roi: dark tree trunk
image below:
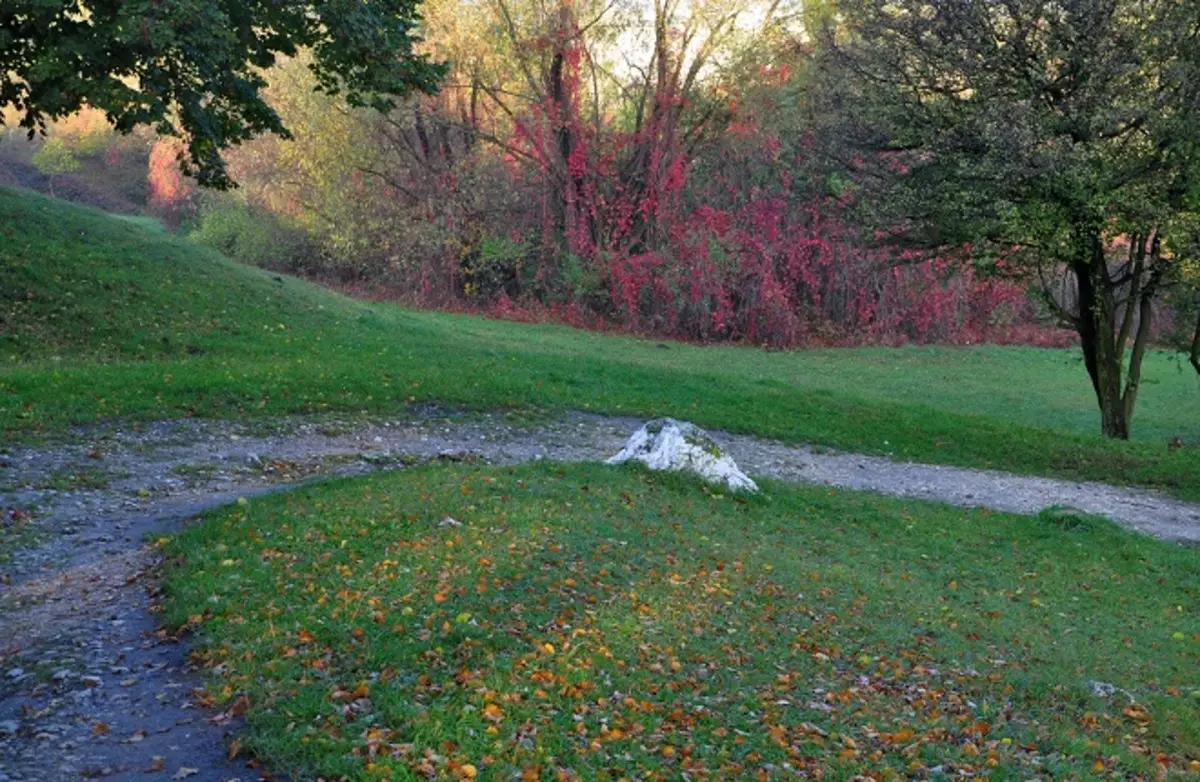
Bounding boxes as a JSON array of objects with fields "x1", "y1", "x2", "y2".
[
  {"x1": 546, "y1": 42, "x2": 599, "y2": 255},
  {"x1": 545, "y1": 49, "x2": 571, "y2": 253},
  {"x1": 1073, "y1": 233, "x2": 1130, "y2": 440},
  {"x1": 1071, "y1": 229, "x2": 1164, "y2": 441},
  {"x1": 1190, "y1": 310, "x2": 1200, "y2": 377}
]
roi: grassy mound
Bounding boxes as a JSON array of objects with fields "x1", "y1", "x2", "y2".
[
  {"x1": 0, "y1": 187, "x2": 369, "y2": 360},
  {"x1": 3, "y1": 186, "x2": 1200, "y2": 498},
  {"x1": 164, "y1": 463, "x2": 1200, "y2": 779}
]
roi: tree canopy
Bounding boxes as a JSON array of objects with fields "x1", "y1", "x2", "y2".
[
  {"x1": 0, "y1": 0, "x2": 446, "y2": 187},
  {"x1": 812, "y1": 0, "x2": 1200, "y2": 438}
]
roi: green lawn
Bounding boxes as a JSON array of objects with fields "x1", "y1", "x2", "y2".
[
  {"x1": 4, "y1": 186, "x2": 1200, "y2": 498},
  {"x1": 163, "y1": 462, "x2": 1200, "y2": 780}
]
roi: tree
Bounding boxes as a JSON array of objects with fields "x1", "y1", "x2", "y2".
[
  {"x1": 812, "y1": 0, "x2": 1200, "y2": 438},
  {"x1": 1161, "y1": 214, "x2": 1200, "y2": 379},
  {"x1": 30, "y1": 137, "x2": 80, "y2": 197},
  {"x1": 0, "y1": 0, "x2": 446, "y2": 188}
]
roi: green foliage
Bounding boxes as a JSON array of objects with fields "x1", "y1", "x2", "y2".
[
  {"x1": 0, "y1": 0, "x2": 446, "y2": 187},
  {"x1": 164, "y1": 462, "x2": 1200, "y2": 779},
  {"x1": 817, "y1": 1, "x2": 1200, "y2": 286},
  {"x1": 813, "y1": 0, "x2": 1200, "y2": 256},
  {"x1": 557, "y1": 252, "x2": 607, "y2": 307},
  {"x1": 191, "y1": 197, "x2": 324, "y2": 275},
  {"x1": 462, "y1": 234, "x2": 530, "y2": 299},
  {"x1": 216, "y1": 54, "x2": 532, "y2": 286},
  {"x1": 2, "y1": 187, "x2": 1200, "y2": 499},
  {"x1": 29, "y1": 137, "x2": 79, "y2": 177}
]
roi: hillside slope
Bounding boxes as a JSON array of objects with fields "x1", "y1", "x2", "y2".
[
  {"x1": 2, "y1": 187, "x2": 1199, "y2": 499},
  {"x1": 0, "y1": 187, "x2": 370, "y2": 361}
]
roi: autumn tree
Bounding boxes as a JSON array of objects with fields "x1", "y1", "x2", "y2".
[
  {"x1": 199, "y1": 0, "x2": 1034, "y2": 346},
  {"x1": 813, "y1": 0, "x2": 1200, "y2": 438},
  {"x1": 0, "y1": 0, "x2": 445, "y2": 187}
]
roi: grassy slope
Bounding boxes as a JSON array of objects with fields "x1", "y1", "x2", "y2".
[
  {"x1": 164, "y1": 463, "x2": 1200, "y2": 779},
  {"x1": 3, "y1": 187, "x2": 1200, "y2": 497}
]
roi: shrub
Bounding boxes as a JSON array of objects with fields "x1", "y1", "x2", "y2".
[{"x1": 190, "y1": 198, "x2": 324, "y2": 275}]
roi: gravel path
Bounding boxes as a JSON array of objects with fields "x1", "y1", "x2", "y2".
[{"x1": 2, "y1": 409, "x2": 1197, "y2": 781}]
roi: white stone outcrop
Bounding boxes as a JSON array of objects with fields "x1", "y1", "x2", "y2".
[{"x1": 606, "y1": 418, "x2": 758, "y2": 492}]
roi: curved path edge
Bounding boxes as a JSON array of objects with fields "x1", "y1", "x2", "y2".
[{"x1": 1, "y1": 409, "x2": 1197, "y2": 781}]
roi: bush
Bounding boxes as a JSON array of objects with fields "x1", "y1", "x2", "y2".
[
  {"x1": 460, "y1": 234, "x2": 532, "y2": 300},
  {"x1": 190, "y1": 199, "x2": 324, "y2": 275}
]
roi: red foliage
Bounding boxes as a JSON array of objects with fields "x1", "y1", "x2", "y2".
[
  {"x1": 322, "y1": 18, "x2": 1063, "y2": 349},
  {"x1": 146, "y1": 139, "x2": 196, "y2": 225}
]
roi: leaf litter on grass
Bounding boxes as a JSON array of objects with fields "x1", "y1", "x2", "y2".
[{"x1": 164, "y1": 462, "x2": 1200, "y2": 780}]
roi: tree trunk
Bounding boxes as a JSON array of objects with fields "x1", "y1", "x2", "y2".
[
  {"x1": 1190, "y1": 310, "x2": 1200, "y2": 378},
  {"x1": 1073, "y1": 233, "x2": 1130, "y2": 440}
]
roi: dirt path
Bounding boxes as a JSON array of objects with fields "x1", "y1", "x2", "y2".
[{"x1": 2, "y1": 409, "x2": 1198, "y2": 781}]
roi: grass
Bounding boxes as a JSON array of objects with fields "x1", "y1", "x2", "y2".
[
  {"x1": 163, "y1": 462, "x2": 1200, "y2": 780},
  {"x1": 4, "y1": 186, "x2": 1200, "y2": 498}
]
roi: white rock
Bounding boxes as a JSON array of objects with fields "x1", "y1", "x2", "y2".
[
  {"x1": 606, "y1": 419, "x2": 758, "y2": 492},
  {"x1": 1089, "y1": 680, "x2": 1136, "y2": 703}
]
